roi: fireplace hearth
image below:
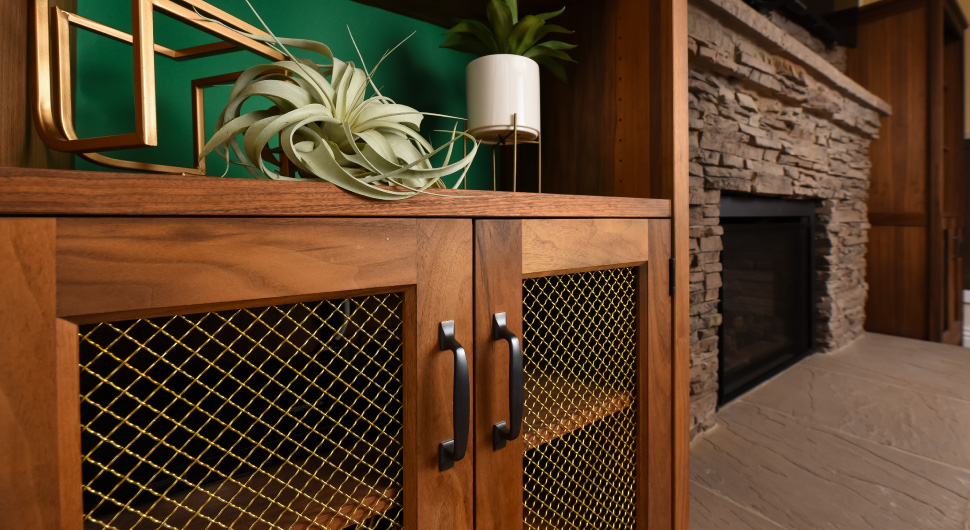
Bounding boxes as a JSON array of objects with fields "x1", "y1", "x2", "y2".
[{"x1": 718, "y1": 196, "x2": 816, "y2": 403}]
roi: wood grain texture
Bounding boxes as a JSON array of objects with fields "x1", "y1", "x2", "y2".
[
  {"x1": 643, "y1": 220, "x2": 673, "y2": 530},
  {"x1": 56, "y1": 218, "x2": 419, "y2": 321},
  {"x1": 847, "y1": 4, "x2": 928, "y2": 216},
  {"x1": 927, "y1": 0, "x2": 945, "y2": 342},
  {"x1": 940, "y1": 31, "x2": 963, "y2": 344},
  {"x1": 865, "y1": 225, "x2": 928, "y2": 339},
  {"x1": 867, "y1": 212, "x2": 928, "y2": 226},
  {"x1": 615, "y1": 0, "x2": 652, "y2": 198},
  {"x1": 650, "y1": 0, "x2": 690, "y2": 525},
  {"x1": 56, "y1": 319, "x2": 83, "y2": 530},
  {"x1": 534, "y1": 1, "x2": 617, "y2": 196},
  {"x1": 473, "y1": 220, "x2": 524, "y2": 530},
  {"x1": 521, "y1": 219, "x2": 650, "y2": 276},
  {"x1": 413, "y1": 219, "x2": 474, "y2": 530},
  {"x1": 0, "y1": 219, "x2": 59, "y2": 529},
  {"x1": 845, "y1": 0, "x2": 966, "y2": 343},
  {"x1": 0, "y1": 0, "x2": 73, "y2": 169},
  {"x1": 0, "y1": 168, "x2": 670, "y2": 219}
]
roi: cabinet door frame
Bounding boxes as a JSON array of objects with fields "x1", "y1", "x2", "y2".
[
  {"x1": 1, "y1": 216, "x2": 475, "y2": 530},
  {"x1": 473, "y1": 218, "x2": 673, "y2": 530}
]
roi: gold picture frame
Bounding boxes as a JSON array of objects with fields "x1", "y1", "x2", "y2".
[{"x1": 31, "y1": 0, "x2": 286, "y2": 174}]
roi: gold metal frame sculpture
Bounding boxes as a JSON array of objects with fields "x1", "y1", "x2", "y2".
[{"x1": 31, "y1": 0, "x2": 286, "y2": 174}]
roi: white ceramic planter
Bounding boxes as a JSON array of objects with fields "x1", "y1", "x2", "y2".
[{"x1": 466, "y1": 54, "x2": 540, "y2": 145}]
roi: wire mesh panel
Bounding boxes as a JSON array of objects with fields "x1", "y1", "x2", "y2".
[
  {"x1": 78, "y1": 294, "x2": 405, "y2": 530},
  {"x1": 522, "y1": 267, "x2": 638, "y2": 530}
]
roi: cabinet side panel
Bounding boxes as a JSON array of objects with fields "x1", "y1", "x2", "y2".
[
  {"x1": 0, "y1": 218, "x2": 59, "y2": 528},
  {"x1": 474, "y1": 220, "x2": 524, "y2": 530},
  {"x1": 413, "y1": 219, "x2": 475, "y2": 530},
  {"x1": 642, "y1": 219, "x2": 672, "y2": 530}
]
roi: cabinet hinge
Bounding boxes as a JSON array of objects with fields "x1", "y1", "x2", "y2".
[{"x1": 669, "y1": 258, "x2": 676, "y2": 296}]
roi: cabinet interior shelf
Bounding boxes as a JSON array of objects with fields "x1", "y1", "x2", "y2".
[
  {"x1": 90, "y1": 454, "x2": 400, "y2": 530},
  {"x1": 523, "y1": 374, "x2": 634, "y2": 451}
]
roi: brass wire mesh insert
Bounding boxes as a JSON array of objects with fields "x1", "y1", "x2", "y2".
[
  {"x1": 522, "y1": 268, "x2": 638, "y2": 530},
  {"x1": 78, "y1": 294, "x2": 404, "y2": 530}
]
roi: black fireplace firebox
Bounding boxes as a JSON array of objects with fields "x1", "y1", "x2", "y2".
[{"x1": 718, "y1": 196, "x2": 816, "y2": 404}]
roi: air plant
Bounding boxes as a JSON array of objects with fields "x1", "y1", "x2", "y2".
[
  {"x1": 440, "y1": 0, "x2": 576, "y2": 81},
  {"x1": 199, "y1": 4, "x2": 479, "y2": 200}
]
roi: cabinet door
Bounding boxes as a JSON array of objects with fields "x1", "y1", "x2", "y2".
[
  {"x1": 6, "y1": 217, "x2": 474, "y2": 530},
  {"x1": 474, "y1": 219, "x2": 673, "y2": 530}
]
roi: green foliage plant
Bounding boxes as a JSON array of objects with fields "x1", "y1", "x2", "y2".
[
  {"x1": 439, "y1": 0, "x2": 576, "y2": 81},
  {"x1": 200, "y1": 2, "x2": 479, "y2": 200}
]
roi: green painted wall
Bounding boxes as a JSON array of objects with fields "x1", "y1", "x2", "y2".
[{"x1": 75, "y1": 0, "x2": 493, "y2": 189}]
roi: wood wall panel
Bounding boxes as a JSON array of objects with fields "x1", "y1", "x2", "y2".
[
  {"x1": 847, "y1": 0, "x2": 965, "y2": 342},
  {"x1": 847, "y1": 6, "x2": 928, "y2": 216},
  {"x1": 864, "y1": 225, "x2": 928, "y2": 339}
]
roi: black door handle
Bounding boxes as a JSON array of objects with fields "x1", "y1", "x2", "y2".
[
  {"x1": 492, "y1": 312, "x2": 524, "y2": 450},
  {"x1": 439, "y1": 321, "x2": 469, "y2": 471}
]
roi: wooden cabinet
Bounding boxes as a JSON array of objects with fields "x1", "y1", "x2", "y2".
[
  {"x1": 0, "y1": 169, "x2": 681, "y2": 530},
  {"x1": 845, "y1": 0, "x2": 967, "y2": 343}
]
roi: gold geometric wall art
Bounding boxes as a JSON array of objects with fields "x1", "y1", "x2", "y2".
[{"x1": 31, "y1": 0, "x2": 285, "y2": 174}]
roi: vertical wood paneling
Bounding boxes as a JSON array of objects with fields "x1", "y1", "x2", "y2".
[
  {"x1": 865, "y1": 225, "x2": 929, "y2": 338},
  {"x1": 615, "y1": 0, "x2": 652, "y2": 198},
  {"x1": 927, "y1": 0, "x2": 945, "y2": 341},
  {"x1": 850, "y1": 0, "x2": 965, "y2": 342}
]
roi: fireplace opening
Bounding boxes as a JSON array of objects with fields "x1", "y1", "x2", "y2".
[{"x1": 718, "y1": 196, "x2": 816, "y2": 404}]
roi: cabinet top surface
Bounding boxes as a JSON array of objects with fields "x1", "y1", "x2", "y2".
[{"x1": 0, "y1": 167, "x2": 671, "y2": 219}]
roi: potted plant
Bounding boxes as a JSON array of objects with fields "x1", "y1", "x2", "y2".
[{"x1": 441, "y1": 0, "x2": 576, "y2": 144}]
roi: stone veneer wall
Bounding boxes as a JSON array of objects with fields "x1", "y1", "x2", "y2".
[{"x1": 686, "y1": 0, "x2": 890, "y2": 438}]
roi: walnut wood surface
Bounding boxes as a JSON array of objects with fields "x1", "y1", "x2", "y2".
[
  {"x1": 847, "y1": 0, "x2": 965, "y2": 343},
  {"x1": 473, "y1": 220, "x2": 524, "y2": 530},
  {"x1": 0, "y1": 219, "x2": 59, "y2": 529},
  {"x1": 55, "y1": 218, "x2": 420, "y2": 322},
  {"x1": 644, "y1": 220, "x2": 673, "y2": 530},
  {"x1": 0, "y1": 167, "x2": 671, "y2": 219},
  {"x1": 56, "y1": 318, "x2": 83, "y2": 530},
  {"x1": 848, "y1": 4, "x2": 930, "y2": 339},
  {"x1": 521, "y1": 219, "x2": 651, "y2": 276},
  {"x1": 411, "y1": 219, "x2": 474, "y2": 530}
]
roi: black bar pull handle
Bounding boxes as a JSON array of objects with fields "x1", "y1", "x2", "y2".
[
  {"x1": 439, "y1": 321, "x2": 470, "y2": 471},
  {"x1": 492, "y1": 312, "x2": 524, "y2": 450}
]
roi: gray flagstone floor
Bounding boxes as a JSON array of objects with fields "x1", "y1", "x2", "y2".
[{"x1": 691, "y1": 333, "x2": 970, "y2": 530}]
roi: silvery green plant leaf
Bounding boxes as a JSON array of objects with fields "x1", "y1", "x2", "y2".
[
  {"x1": 200, "y1": 2, "x2": 479, "y2": 200},
  {"x1": 441, "y1": 0, "x2": 575, "y2": 80}
]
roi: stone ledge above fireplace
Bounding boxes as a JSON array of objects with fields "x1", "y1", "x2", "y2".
[{"x1": 687, "y1": 0, "x2": 889, "y2": 438}]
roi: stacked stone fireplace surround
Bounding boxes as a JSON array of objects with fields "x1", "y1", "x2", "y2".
[{"x1": 686, "y1": 0, "x2": 890, "y2": 438}]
